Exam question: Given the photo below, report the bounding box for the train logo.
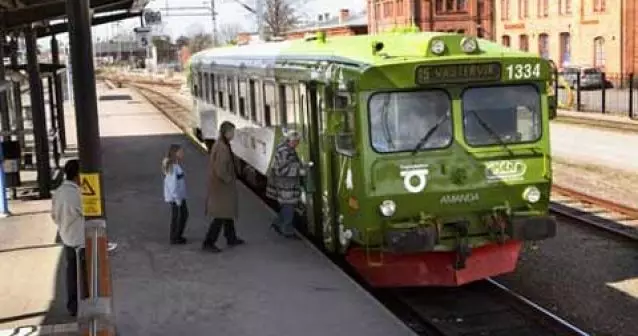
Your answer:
[399,164,430,193]
[484,160,527,182]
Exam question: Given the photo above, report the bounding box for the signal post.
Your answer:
[66,0,115,335]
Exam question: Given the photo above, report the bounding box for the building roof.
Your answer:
[287,12,368,34]
[0,0,148,30]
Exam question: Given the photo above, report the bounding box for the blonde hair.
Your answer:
[162,144,182,175]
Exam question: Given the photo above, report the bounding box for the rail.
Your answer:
[551,184,638,240]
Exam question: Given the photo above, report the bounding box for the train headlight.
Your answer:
[379,200,397,217]
[430,40,446,55]
[523,186,541,204]
[460,37,478,53]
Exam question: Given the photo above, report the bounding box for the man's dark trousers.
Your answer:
[64,245,87,316]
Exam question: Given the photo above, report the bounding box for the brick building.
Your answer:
[495,0,638,77]
[286,9,368,40]
[367,0,495,39]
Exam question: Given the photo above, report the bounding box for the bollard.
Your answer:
[79,219,115,336]
[0,139,9,217]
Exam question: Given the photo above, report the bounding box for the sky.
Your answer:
[89,0,367,41]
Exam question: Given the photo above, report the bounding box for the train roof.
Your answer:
[189,32,537,70]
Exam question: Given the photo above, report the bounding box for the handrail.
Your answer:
[79,219,116,335]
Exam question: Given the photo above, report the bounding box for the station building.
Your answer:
[494,0,638,77]
[367,0,495,39]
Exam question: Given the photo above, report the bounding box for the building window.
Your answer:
[519,0,529,18]
[560,32,571,67]
[519,34,529,51]
[594,37,605,69]
[502,35,511,47]
[501,0,510,20]
[436,0,467,13]
[565,0,572,14]
[594,0,606,12]
[537,0,548,17]
[538,33,549,59]
[375,3,381,19]
[396,0,404,16]
[383,1,393,17]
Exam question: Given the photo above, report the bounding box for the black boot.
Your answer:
[224,219,245,246]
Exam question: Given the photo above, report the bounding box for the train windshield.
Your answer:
[369,90,452,153]
[462,85,542,147]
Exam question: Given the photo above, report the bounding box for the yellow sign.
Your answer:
[80,173,102,217]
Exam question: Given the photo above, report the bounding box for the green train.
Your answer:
[188,32,557,287]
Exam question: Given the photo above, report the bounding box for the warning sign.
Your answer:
[80,173,102,217]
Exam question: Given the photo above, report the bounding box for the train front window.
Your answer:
[462,85,541,147]
[369,90,452,153]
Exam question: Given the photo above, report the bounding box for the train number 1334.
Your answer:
[505,63,541,80]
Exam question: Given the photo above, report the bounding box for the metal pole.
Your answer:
[51,35,67,151]
[25,26,52,199]
[0,143,9,217]
[0,30,10,134]
[47,76,60,168]
[10,36,24,149]
[67,0,114,334]
[210,0,218,45]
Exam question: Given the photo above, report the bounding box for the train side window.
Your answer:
[198,72,204,99]
[238,79,247,119]
[285,85,297,127]
[278,84,287,125]
[249,79,258,123]
[227,76,236,113]
[263,82,276,126]
[204,72,210,103]
[192,71,199,97]
[217,74,225,108]
[214,73,217,104]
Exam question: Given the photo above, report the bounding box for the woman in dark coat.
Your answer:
[202,121,245,252]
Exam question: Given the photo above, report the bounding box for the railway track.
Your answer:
[550,185,638,241]
[126,80,593,336]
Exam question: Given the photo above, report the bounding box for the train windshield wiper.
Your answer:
[380,94,394,149]
[467,110,514,156]
[411,113,449,155]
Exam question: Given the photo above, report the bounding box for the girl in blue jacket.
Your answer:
[163,144,188,245]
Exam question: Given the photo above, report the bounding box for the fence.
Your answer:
[555,71,638,120]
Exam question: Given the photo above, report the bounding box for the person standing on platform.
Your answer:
[51,159,87,317]
[162,144,189,245]
[266,130,306,239]
[203,121,245,252]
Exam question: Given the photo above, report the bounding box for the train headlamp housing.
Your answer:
[379,200,397,217]
[460,37,478,53]
[430,40,446,55]
[523,186,541,204]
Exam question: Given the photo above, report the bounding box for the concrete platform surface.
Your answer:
[97,86,415,335]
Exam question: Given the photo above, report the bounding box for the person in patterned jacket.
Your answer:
[266,130,306,238]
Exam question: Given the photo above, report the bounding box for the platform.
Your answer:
[0,83,415,335]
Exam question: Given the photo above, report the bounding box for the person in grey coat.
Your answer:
[266,130,306,238]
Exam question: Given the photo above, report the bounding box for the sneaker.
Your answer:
[227,238,245,246]
[202,244,221,253]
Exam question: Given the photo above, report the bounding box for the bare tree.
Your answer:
[262,0,307,37]
[185,23,214,53]
[218,23,243,45]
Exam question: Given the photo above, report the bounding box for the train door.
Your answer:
[298,82,324,245]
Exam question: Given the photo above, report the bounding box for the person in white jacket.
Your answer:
[51,159,87,317]
[163,144,189,245]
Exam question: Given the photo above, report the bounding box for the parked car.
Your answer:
[558,65,612,90]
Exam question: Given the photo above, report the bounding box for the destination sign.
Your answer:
[415,62,501,85]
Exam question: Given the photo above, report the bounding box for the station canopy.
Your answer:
[0,0,149,35]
